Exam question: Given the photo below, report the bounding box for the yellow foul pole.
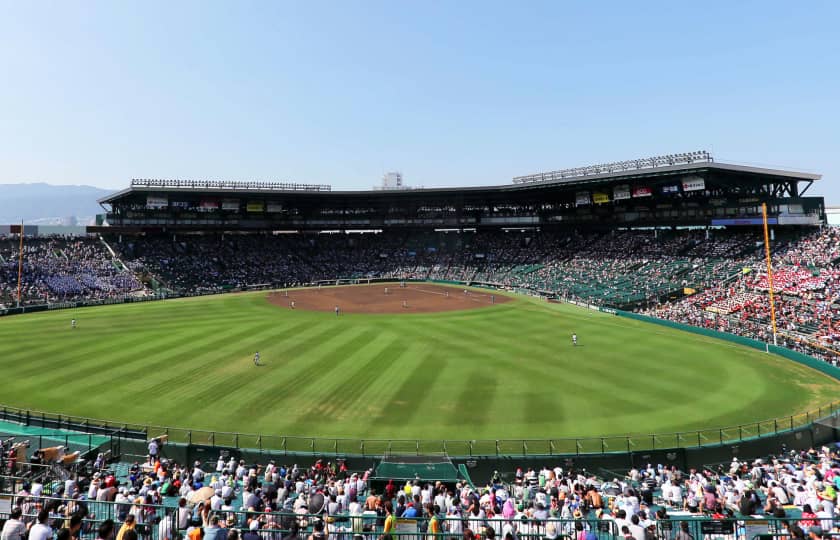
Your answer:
[761,203,778,346]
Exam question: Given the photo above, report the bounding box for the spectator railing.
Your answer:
[0,401,838,459]
[0,494,835,540]
[0,493,619,540]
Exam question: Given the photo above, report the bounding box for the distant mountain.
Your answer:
[0,183,114,225]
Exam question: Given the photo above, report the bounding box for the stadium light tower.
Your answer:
[512,150,713,185]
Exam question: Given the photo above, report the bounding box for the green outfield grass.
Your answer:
[1,286,838,444]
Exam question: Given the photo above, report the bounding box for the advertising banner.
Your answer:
[711,218,778,226]
[246,201,265,213]
[632,186,652,198]
[146,195,168,209]
[575,191,590,205]
[221,199,240,211]
[199,199,220,210]
[613,185,631,200]
[682,176,706,192]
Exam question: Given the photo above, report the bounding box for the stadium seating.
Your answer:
[3,228,840,364]
[646,228,840,363]
[0,236,144,308]
[5,442,837,540]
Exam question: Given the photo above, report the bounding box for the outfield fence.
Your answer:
[0,494,837,540]
[1,400,838,459]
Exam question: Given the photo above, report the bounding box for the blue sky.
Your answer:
[1,1,838,201]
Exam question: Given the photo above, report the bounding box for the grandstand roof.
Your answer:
[99,161,820,204]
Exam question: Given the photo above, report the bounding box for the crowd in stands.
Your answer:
[645,228,840,363]
[0,237,145,309]
[3,227,840,363]
[108,229,759,304]
[4,443,840,540]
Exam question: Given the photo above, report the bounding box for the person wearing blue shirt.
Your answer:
[402,503,419,518]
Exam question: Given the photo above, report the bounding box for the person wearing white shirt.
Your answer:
[158,514,173,540]
[805,491,820,512]
[446,508,463,536]
[724,490,740,512]
[264,462,276,482]
[28,510,52,540]
[211,491,223,511]
[771,484,789,505]
[614,510,629,533]
[420,486,432,505]
[626,494,640,516]
[88,478,101,499]
[148,439,159,464]
[628,515,646,540]
[434,492,446,513]
[31,482,43,497]
[1,508,27,540]
[817,501,835,531]
[177,499,190,530]
[235,462,247,481]
[64,479,77,498]
[793,486,808,506]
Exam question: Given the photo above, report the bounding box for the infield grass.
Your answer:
[1,286,838,445]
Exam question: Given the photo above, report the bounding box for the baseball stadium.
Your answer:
[2,152,840,540]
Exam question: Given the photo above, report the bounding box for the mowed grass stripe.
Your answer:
[314,335,440,438]
[2,329,161,384]
[127,321,309,398]
[14,324,217,400]
[1,289,839,440]
[309,339,413,436]
[416,309,630,433]
[230,325,372,422]
[171,320,328,402]
[41,324,272,417]
[395,315,551,435]
[280,328,384,415]
[341,341,440,439]
[56,323,272,407]
[293,330,404,426]
[376,349,446,428]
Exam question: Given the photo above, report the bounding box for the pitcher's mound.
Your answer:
[267,283,510,314]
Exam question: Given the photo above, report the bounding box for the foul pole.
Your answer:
[761,203,778,346]
[16,221,24,307]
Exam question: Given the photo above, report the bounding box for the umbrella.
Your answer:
[308,492,325,514]
[189,486,215,504]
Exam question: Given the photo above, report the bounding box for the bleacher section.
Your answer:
[3,228,840,363]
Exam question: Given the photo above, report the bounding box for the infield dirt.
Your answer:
[267,283,510,314]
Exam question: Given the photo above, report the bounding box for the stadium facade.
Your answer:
[96,155,824,233]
